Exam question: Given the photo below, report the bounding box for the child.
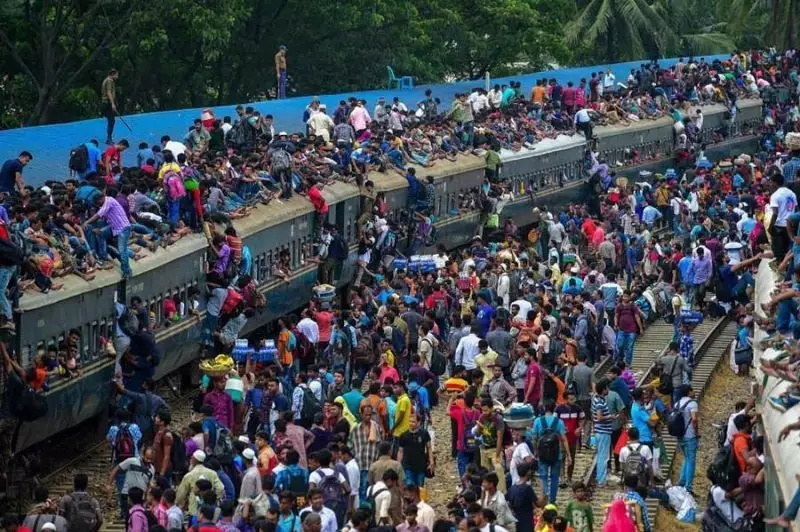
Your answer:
[565,482,594,532]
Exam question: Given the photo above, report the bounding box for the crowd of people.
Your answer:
[4,48,800,532]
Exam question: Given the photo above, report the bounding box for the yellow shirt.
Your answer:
[393,393,412,437]
[474,350,498,385]
[158,162,181,183]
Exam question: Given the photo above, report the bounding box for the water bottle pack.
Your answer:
[231,339,253,364]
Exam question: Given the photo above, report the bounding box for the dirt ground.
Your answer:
[654,356,751,530]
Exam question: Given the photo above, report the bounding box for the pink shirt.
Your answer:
[97,196,131,236]
[591,227,605,248]
[203,389,235,430]
[315,311,333,342]
[350,107,371,131]
[379,365,400,385]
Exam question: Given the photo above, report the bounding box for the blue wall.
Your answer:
[0,55,730,186]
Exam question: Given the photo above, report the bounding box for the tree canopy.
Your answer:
[0,0,783,128]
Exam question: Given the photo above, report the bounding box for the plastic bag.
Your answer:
[666,485,698,523]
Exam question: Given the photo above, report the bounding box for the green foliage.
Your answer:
[0,0,782,127]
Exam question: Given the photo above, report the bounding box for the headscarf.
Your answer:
[603,500,637,532]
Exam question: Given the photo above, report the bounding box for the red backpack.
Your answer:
[221,288,243,315]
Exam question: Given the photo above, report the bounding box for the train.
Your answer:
[9,99,763,453]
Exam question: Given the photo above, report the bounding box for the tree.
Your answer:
[566,0,675,62]
[722,0,795,49]
[0,0,142,125]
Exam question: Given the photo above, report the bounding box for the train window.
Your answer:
[291,240,298,269]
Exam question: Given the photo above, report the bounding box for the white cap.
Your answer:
[40,186,52,195]
[242,448,256,461]
[193,450,207,463]
[237,435,251,444]
[570,266,579,273]
[278,131,288,136]
[42,524,57,531]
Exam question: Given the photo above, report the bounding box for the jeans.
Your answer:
[615,331,637,365]
[404,468,426,487]
[538,459,561,503]
[782,485,800,520]
[116,470,128,520]
[103,226,133,278]
[595,432,612,485]
[0,266,14,320]
[677,436,698,492]
[359,469,369,501]
[777,298,800,336]
[457,450,475,480]
[166,199,180,224]
[278,70,287,99]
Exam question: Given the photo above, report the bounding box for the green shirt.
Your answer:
[565,500,594,532]
[450,100,465,123]
[486,150,502,171]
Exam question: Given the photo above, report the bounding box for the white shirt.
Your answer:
[309,379,323,402]
[297,317,320,344]
[416,501,436,531]
[619,442,654,465]
[163,140,186,157]
[455,333,481,370]
[511,299,533,321]
[725,409,746,447]
[603,72,616,89]
[670,196,683,215]
[574,108,591,125]
[345,459,360,506]
[481,525,509,532]
[509,442,533,485]
[299,506,338,532]
[711,485,745,524]
[309,467,348,487]
[367,481,392,523]
[770,187,798,227]
[221,123,233,137]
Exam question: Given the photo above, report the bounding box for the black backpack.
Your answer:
[68,144,90,173]
[169,431,188,476]
[537,416,560,465]
[658,356,679,396]
[360,486,389,527]
[706,445,741,491]
[300,387,321,424]
[66,492,100,532]
[666,399,694,438]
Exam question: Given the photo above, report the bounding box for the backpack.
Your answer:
[537,416,561,465]
[164,170,186,200]
[213,426,234,457]
[658,356,678,396]
[112,424,136,464]
[425,338,447,376]
[67,492,99,532]
[319,469,347,524]
[68,144,90,173]
[666,399,694,438]
[461,410,480,453]
[300,387,321,424]
[706,445,741,490]
[360,486,389,528]
[416,180,428,201]
[221,288,244,315]
[622,444,649,490]
[170,431,188,476]
[287,467,310,509]
[128,507,158,530]
[271,148,292,172]
[432,293,448,320]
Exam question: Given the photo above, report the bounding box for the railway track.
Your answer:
[35,387,197,532]
[585,316,736,527]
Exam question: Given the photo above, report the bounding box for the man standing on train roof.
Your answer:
[275,45,288,99]
[101,69,119,145]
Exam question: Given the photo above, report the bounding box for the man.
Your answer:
[0,151,32,194]
[175,450,225,517]
[658,341,687,405]
[574,107,593,139]
[348,404,382,501]
[531,402,571,503]
[107,446,156,521]
[298,488,338,532]
[83,190,132,279]
[689,247,713,313]
[367,441,404,522]
[592,378,615,487]
[392,381,412,439]
[770,173,798,261]
[482,363,516,406]
[630,388,656,451]
[366,470,399,526]
[615,292,643,365]
[152,410,174,486]
[619,426,654,490]
[569,353,594,445]
[396,412,433,488]
[126,487,149,532]
[275,45,288,99]
[59,474,103,532]
[403,484,434,531]
[475,397,506,492]
[101,69,119,144]
[455,324,481,370]
[24,486,70,531]
[479,473,516,529]
[556,389,585,481]
[674,384,699,493]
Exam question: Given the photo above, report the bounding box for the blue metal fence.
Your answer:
[0,55,730,185]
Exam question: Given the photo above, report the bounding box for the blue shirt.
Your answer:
[106,423,143,459]
[641,205,662,225]
[0,158,22,194]
[476,303,494,337]
[678,256,694,284]
[76,184,102,204]
[80,143,103,179]
[278,512,301,532]
[136,148,154,168]
[610,377,631,407]
[631,402,653,443]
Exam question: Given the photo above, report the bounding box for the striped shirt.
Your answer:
[783,156,800,184]
[348,420,382,471]
[591,395,613,435]
[97,195,131,236]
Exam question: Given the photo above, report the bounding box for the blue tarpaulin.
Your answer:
[0,55,730,186]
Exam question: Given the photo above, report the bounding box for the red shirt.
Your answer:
[308,186,328,214]
[525,362,542,404]
[449,403,480,452]
[103,146,122,169]
[315,311,333,342]
[556,403,584,446]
